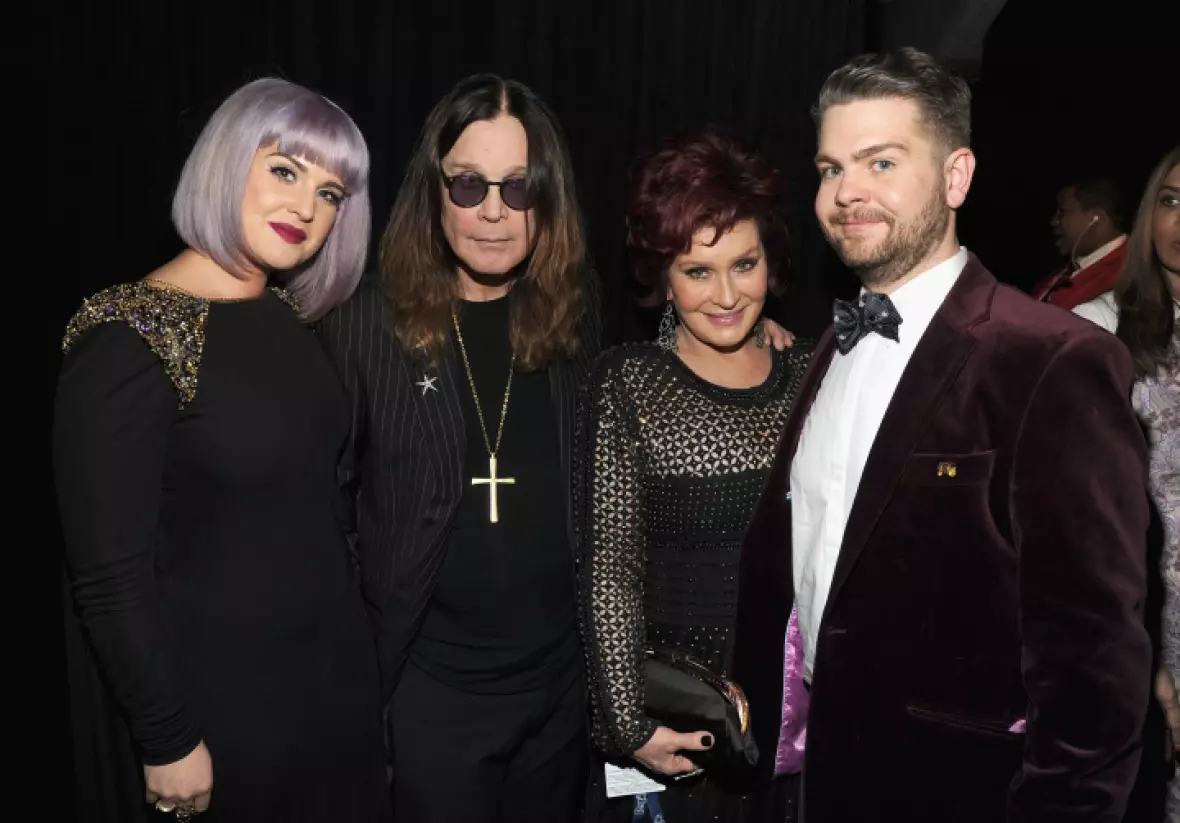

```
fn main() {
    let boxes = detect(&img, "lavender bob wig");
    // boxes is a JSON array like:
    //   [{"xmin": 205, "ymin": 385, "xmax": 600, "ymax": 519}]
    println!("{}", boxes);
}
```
[{"xmin": 171, "ymin": 77, "xmax": 370, "ymax": 321}]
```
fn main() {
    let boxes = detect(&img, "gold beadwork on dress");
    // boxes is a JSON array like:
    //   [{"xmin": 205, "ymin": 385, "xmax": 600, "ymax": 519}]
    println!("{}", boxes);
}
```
[
  {"xmin": 62, "ymin": 283, "xmax": 210, "ymax": 408},
  {"xmin": 61, "ymin": 281, "xmax": 300, "ymax": 410},
  {"xmin": 270, "ymin": 285, "xmax": 301, "ymax": 314}
]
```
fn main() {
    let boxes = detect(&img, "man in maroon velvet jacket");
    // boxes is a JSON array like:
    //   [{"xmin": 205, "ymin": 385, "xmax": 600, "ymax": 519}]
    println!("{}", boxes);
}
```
[{"xmin": 732, "ymin": 48, "xmax": 1152, "ymax": 822}]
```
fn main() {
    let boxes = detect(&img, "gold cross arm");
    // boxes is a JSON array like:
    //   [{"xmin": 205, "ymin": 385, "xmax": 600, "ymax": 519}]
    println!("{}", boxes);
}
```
[{"xmin": 471, "ymin": 455, "xmax": 515, "ymax": 523}]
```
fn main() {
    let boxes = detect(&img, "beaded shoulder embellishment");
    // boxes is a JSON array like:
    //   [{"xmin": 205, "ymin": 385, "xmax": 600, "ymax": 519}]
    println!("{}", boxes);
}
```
[
  {"xmin": 270, "ymin": 286, "xmax": 300, "ymax": 314},
  {"xmin": 62, "ymin": 282, "xmax": 210, "ymax": 408}
]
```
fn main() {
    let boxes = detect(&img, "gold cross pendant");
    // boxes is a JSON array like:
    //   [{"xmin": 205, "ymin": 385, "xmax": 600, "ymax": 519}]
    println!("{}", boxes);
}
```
[{"xmin": 471, "ymin": 455, "xmax": 515, "ymax": 523}]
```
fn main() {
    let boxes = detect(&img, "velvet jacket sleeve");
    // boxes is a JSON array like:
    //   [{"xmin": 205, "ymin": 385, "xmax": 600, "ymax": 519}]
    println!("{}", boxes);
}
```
[{"xmin": 1007, "ymin": 329, "xmax": 1152, "ymax": 822}]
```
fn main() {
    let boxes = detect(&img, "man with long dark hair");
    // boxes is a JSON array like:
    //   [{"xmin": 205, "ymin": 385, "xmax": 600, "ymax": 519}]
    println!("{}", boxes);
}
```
[{"xmin": 318, "ymin": 74, "xmax": 600, "ymax": 822}]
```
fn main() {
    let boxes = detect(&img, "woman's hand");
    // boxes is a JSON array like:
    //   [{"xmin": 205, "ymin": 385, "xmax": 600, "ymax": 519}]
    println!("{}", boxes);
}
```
[
  {"xmin": 633, "ymin": 726, "xmax": 713, "ymax": 776},
  {"xmin": 144, "ymin": 740, "xmax": 213, "ymax": 815},
  {"xmin": 760, "ymin": 318, "xmax": 795, "ymax": 349}
]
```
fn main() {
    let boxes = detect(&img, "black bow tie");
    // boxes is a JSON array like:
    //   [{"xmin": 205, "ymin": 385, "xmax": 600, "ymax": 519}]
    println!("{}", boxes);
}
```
[{"xmin": 832, "ymin": 292, "xmax": 903, "ymax": 354}]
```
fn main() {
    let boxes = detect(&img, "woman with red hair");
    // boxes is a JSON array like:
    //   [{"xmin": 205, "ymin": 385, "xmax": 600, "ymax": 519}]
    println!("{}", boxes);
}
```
[{"xmin": 576, "ymin": 129, "xmax": 811, "ymax": 822}]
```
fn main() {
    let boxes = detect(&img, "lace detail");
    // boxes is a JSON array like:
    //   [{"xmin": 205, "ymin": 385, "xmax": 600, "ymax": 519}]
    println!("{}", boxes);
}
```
[
  {"xmin": 1134, "ymin": 337, "xmax": 1180, "ymax": 815},
  {"xmin": 575, "ymin": 341, "xmax": 811, "ymax": 756}
]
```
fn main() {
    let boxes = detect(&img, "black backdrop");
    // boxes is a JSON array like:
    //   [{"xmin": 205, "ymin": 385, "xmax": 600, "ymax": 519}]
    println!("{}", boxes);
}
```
[
  {"xmin": 55, "ymin": 0, "xmax": 869, "ymax": 343},
  {"xmin": 965, "ymin": 0, "xmax": 1178, "ymax": 290},
  {"xmin": 35, "ymin": 0, "xmax": 1176, "ymax": 809},
  {"xmin": 40, "ymin": 0, "xmax": 869, "ymax": 804}
]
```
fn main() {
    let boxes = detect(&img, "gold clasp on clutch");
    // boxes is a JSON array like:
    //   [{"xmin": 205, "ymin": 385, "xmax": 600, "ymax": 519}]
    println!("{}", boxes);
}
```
[{"xmin": 936, "ymin": 461, "xmax": 958, "ymax": 478}]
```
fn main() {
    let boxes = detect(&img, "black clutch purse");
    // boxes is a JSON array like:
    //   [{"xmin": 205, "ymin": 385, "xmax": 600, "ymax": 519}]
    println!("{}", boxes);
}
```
[{"xmin": 642, "ymin": 647, "xmax": 760, "ymax": 783}]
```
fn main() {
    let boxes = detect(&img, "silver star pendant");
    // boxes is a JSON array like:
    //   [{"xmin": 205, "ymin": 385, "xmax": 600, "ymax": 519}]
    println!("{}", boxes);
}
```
[{"xmin": 416, "ymin": 373, "xmax": 438, "ymax": 395}]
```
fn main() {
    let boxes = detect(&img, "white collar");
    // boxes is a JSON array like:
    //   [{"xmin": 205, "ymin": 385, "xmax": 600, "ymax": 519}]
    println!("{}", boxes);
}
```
[
  {"xmin": 863, "ymin": 246, "xmax": 969, "ymax": 346},
  {"xmin": 1075, "ymin": 234, "xmax": 1127, "ymax": 272}
]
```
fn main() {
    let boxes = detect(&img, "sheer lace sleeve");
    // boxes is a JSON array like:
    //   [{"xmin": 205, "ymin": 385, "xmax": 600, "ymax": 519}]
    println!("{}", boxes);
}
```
[{"xmin": 576, "ymin": 353, "xmax": 658, "ymax": 756}]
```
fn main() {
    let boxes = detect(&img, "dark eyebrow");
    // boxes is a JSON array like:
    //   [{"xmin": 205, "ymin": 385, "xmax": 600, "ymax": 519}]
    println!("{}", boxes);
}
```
[
  {"xmin": 268, "ymin": 151, "xmax": 347, "ymax": 194},
  {"xmin": 268, "ymin": 151, "xmax": 307, "ymax": 172},
  {"xmin": 815, "ymin": 142, "xmax": 909, "ymax": 165},
  {"xmin": 444, "ymin": 161, "xmax": 528, "ymax": 177},
  {"xmin": 852, "ymin": 142, "xmax": 908, "ymax": 160},
  {"xmin": 1161, "ymin": 184, "xmax": 1180, "ymax": 194},
  {"xmin": 678, "ymin": 246, "xmax": 762, "ymax": 268}
]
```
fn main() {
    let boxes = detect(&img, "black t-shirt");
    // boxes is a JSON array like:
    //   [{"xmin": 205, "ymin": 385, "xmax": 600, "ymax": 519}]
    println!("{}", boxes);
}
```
[{"xmin": 412, "ymin": 294, "xmax": 580, "ymax": 693}]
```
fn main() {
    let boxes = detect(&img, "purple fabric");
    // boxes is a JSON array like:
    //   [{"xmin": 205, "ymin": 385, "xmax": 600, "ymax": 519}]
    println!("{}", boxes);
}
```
[
  {"xmin": 774, "ymin": 606, "xmax": 809, "ymax": 775},
  {"xmin": 732, "ymin": 258, "xmax": 1151, "ymax": 820}
]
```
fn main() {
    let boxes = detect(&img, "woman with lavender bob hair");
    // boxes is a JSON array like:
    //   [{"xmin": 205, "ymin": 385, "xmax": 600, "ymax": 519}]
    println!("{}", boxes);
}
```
[
  {"xmin": 171, "ymin": 76, "xmax": 371, "ymax": 318},
  {"xmin": 53, "ymin": 78, "xmax": 389, "ymax": 822}
]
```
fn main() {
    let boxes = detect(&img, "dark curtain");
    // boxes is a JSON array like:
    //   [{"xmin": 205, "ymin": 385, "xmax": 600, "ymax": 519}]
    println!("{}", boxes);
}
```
[
  {"xmin": 37, "ymin": 1, "xmax": 1178, "ymax": 816},
  {"xmin": 42, "ymin": 2, "xmax": 868, "ymax": 817},
  {"xmin": 57, "ymin": 0, "xmax": 867, "ymax": 342},
  {"xmin": 965, "ymin": 0, "xmax": 1179, "ymax": 291}
]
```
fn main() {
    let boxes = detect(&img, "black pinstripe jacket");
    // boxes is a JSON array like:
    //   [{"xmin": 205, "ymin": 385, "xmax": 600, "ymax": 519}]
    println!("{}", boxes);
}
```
[{"xmin": 316, "ymin": 272, "xmax": 604, "ymax": 701}]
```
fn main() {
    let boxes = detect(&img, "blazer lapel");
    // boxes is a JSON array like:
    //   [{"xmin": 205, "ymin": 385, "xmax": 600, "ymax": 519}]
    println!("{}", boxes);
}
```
[
  {"xmin": 769, "ymin": 329, "xmax": 838, "ymax": 515},
  {"xmin": 1067, "ymin": 243, "xmax": 1125, "ymax": 303},
  {"xmin": 742, "ymin": 326, "xmax": 838, "ymax": 605},
  {"xmin": 413, "ymin": 340, "xmax": 466, "ymax": 496},
  {"xmin": 734, "ymin": 326, "xmax": 837, "ymax": 770},
  {"xmin": 823, "ymin": 259, "xmax": 994, "ymax": 614}
]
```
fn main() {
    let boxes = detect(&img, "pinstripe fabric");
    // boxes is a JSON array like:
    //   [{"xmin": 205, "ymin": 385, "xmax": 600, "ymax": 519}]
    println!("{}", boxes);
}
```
[{"xmin": 316, "ymin": 271, "xmax": 603, "ymax": 701}]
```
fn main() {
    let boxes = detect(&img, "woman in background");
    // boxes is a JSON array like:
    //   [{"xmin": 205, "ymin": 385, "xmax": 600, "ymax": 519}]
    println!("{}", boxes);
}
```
[{"xmin": 1074, "ymin": 144, "xmax": 1180, "ymax": 817}]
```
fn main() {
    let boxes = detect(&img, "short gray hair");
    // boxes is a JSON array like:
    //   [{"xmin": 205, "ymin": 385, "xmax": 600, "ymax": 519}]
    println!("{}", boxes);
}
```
[
  {"xmin": 814, "ymin": 47, "xmax": 971, "ymax": 154},
  {"xmin": 172, "ymin": 77, "xmax": 370, "ymax": 320}
]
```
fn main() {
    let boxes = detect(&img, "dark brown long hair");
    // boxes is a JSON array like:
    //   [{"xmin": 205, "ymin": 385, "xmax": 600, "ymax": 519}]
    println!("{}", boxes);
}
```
[
  {"xmin": 1115, "ymin": 144, "xmax": 1180, "ymax": 379},
  {"xmin": 379, "ymin": 74, "xmax": 586, "ymax": 371}
]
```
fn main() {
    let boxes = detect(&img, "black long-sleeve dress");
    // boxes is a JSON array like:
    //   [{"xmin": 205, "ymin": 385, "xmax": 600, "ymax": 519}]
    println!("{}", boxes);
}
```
[
  {"xmin": 53, "ymin": 281, "xmax": 389, "ymax": 823},
  {"xmin": 576, "ymin": 341, "xmax": 811, "ymax": 822}
]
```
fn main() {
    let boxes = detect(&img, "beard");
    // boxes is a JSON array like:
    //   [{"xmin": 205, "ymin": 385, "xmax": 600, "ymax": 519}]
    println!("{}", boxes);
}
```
[{"xmin": 822, "ymin": 182, "xmax": 951, "ymax": 290}]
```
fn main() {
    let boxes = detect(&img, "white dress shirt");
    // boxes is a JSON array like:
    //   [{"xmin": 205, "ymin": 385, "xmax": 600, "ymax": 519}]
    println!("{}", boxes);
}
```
[
  {"xmin": 791, "ymin": 246, "xmax": 970, "ymax": 680},
  {"xmin": 1074, "ymin": 290, "xmax": 1180, "ymax": 334},
  {"xmin": 1071, "ymin": 234, "xmax": 1126, "ymax": 275},
  {"xmin": 1072, "ymin": 290, "xmax": 1119, "ymax": 332}
]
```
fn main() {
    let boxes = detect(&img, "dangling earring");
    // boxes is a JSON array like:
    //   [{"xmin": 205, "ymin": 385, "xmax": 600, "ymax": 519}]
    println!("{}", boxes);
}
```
[
  {"xmin": 754, "ymin": 319, "xmax": 767, "ymax": 349},
  {"xmin": 657, "ymin": 302, "xmax": 678, "ymax": 352}
]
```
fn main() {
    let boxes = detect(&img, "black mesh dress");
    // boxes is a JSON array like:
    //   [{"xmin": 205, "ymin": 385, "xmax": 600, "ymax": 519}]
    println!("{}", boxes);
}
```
[{"xmin": 576, "ymin": 341, "xmax": 811, "ymax": 823}]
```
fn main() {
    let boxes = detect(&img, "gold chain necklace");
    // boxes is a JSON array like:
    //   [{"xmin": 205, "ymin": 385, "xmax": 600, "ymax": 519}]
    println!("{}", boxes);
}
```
[{"xmin": 452, "ymin": 307, "xmax": 516, "ymax": 523}]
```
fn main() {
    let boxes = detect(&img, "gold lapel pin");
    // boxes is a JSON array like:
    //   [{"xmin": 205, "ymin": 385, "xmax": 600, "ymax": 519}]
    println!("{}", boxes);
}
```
[{"xmin": 936, "ymin": 461, "xmax": 958, "ymax": 478}]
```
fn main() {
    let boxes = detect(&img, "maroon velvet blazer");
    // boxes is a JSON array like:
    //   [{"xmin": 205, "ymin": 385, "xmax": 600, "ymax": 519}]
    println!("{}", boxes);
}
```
[{"xmin": 732, "ymin": 254, "xmax": 1152, "ymax": 822}]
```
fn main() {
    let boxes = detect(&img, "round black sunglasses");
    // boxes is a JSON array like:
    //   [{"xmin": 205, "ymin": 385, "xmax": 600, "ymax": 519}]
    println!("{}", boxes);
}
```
[{"xmin": 440, "ymin": 169, "xmax": 531, "ymax": 211}]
